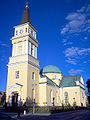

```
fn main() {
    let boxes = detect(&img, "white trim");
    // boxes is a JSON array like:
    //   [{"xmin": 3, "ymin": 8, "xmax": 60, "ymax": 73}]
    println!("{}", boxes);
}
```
[
  {"xmin": 22, "ymin": 41, "xmax": 24, "ymax": 54},
  {"xmin": 18, "ymin": 91, "xmax": 21, "ymax": 107},
  {"xmin": 16, "ymin": 43, "xmax": 18, "ymax": 56},
  {"xmin": 60, "ymin": 86, "xmax": 80, "ymax": 89},
  {"xmin": 35, "ymin": 47, "xmax": 37, "ymax": 59},
  {"xmin": 26, "ymin": 40, "xmax": 28, "ymax": 54},
  {"xmin": 29, "ymin": 42, "xmax": 31, "ymax": 55},
  {"xmin": 8, "ymin": 83, "xmax": 22, "ymax": 89},
  {"xmin": 14, "ymin": 22, "xmax": 29, "ymax": 28},
  {"xmin": 12, "ymin": 44, "xmax": 15, "ymax": 57},
  {"xmin": 33, "ymin": 45, "xmax": 35, "ymax": 57},
  {"xmin": 8, "ymin": 61, "xmax": 40, "ymax": 69}
]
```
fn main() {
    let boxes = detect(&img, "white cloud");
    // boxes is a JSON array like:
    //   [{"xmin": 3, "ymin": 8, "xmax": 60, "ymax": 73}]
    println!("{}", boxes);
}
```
[
  {"xmin": 69, "ymin": 69, "xmax": 83, "ymax": 75},
  {"xmin": 61, "ymin": 4, "xmax": 90, "ymax": 35},
  {"xmin": 64, "ymin": 47, "xmax": 90, "ymax": 64},
  {"xmin": 64, "ymin": 47, "xmax": 90, "ymax": 58},
  {"xmin": 84, "ymin": 36, "xmax": 88, "ymax": 40},
  {"xmin": 64, "ymin": 42, "xmax": 73, "ymax": 46},
  {"xmin": 0, "ymin": 41, "xmax": 8, "ymax": 47},
  {"xmin": 66, "ymin": 58, "xmax": 77, "ymax": 65},
  {"xmin": 62, "ymin": 39, "xmax": 73, "ymax": 46}
]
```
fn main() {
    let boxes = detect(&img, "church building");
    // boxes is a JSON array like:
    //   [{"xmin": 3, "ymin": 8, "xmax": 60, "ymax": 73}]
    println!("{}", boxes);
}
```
[{"xmin": 6, "ymin": 4, "xmax": 86, "ymax": 107}]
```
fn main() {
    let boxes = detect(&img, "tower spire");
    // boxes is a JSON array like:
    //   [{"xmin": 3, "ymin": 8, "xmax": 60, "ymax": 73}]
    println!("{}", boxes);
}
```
[{"xmin": 20, "ymin": 2, "xmax": 31, "ymax": 24}]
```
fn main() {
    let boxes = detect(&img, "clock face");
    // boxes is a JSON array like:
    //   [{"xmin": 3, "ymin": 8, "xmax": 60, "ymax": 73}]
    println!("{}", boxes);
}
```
[{"xmin": 19, "ymin": 29, "xmax": 23, "ymax": 34}]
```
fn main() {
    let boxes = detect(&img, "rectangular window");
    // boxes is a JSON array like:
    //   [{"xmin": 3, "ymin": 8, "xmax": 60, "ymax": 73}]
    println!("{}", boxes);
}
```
[
  {"xmin": 16, "ymin": 71, "xmax": 19, "ymax": 79},
  {"xmin": 31, "ymin": 30, "xmax": 33, "ymax": 36},
  {"xmin": 16, "ymin": 30, "xmax": 18, "ymax": 35},
  {"xmin": 25, "ymin": 28, "xmax": 27, "ymax": 32},
  {"xmin": 32, "ymin": 72, "xmax": 35, "ymax": 81},
  {"xmin": 31, "ymin": 44, "xmax": 33, "ymax": 56}
]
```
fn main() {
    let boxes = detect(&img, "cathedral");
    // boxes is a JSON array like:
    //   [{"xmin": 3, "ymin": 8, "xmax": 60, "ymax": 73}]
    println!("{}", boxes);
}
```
[{"xmin": 6, "ymin": 4, "xmax": 86, "ymax": 107}]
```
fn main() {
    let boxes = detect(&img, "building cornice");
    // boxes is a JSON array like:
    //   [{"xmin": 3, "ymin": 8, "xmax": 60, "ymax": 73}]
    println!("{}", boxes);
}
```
[
  {"xmin": 7, "ymin": 60, "xmax": 40, "ymax": 69},
  {"xmin": 13, "ymin": 22, "xmax": 38, "ymax": 32},
  {"xmin": 11, "ymin": 33, "xmax": 39, "ymax": 44}
]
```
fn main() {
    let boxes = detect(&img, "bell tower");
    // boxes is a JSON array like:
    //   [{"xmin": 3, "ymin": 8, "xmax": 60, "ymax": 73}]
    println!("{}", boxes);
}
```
[{"xmin": 6, "ymin": 3, "xmax": 39, "ymax": 106}]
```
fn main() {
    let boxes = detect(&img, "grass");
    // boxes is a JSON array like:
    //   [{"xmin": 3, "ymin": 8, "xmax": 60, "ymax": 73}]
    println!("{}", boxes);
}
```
[{"xmin": 0, "ymin": 105, "xmax": 3, "ymax": 107}]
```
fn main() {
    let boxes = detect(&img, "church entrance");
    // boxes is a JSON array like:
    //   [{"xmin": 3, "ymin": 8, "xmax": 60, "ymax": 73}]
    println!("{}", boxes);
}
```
[{"xmin": 12, "ymin": 92, "xmax": 18, "ymax": 107}]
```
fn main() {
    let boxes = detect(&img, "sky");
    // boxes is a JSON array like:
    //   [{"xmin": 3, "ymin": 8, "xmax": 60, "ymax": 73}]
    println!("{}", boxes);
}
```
[{"xmin": 0, "ymin": 0, "xmax": 90, "ymax": 92}]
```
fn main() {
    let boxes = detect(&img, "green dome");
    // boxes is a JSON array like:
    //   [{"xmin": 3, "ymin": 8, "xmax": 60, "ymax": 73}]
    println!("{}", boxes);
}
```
[{"xmin": 40, "ymin": 65, "xmax": 61, "ymax": 74}]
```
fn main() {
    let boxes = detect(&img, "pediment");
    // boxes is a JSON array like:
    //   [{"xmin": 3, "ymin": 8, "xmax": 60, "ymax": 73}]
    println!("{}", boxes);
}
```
[{"xmin": 8, "ymin": 83, "xmax": 23, "ymax": 89}]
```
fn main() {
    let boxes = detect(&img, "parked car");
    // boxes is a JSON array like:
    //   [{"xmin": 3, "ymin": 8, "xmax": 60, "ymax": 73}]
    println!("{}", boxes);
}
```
[{"xmin": 0, "ymin": 112, "xmax": 19, "ymax": 120}]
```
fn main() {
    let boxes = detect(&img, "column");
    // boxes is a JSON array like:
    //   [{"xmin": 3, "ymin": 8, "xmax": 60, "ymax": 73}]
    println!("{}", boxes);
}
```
[
  {"xmin": 16, "ymin": 43, "xmax": 18, "ymax": 56},
  {"xmin": 9, "ymin": 92, "xmax": 12, "ymax": 106},
  {"xmin": 12, "ymin": 44, "xmax": 15, "ymax": 57},
  {"xmin": 22, "ymin": 41, "xmax": 24, "ymax": 54},
  {"xmin": 18, "ymin": 91, "xmax": 21, "ymax": 107},
  {"xmin": 29, "ymin": 42, "xmax": 31, "ymax": 55},
  {"xmin": 35, "ymin": 47, "xmax": 37, "ymax": 59},
  {"xmin": 26, "ymin": 40, "xmax": 29, "ymax": 54},
  {"xmin": 35, "ymin": 33, "xmax": 36, "ymax": 39},
  {"xmin": 33, "ymin": 45, "xmax": 35, "ymax": 57}
]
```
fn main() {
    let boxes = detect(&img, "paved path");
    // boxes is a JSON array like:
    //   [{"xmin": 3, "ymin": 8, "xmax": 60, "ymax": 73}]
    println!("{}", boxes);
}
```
[{"xmin": 20, "ymin": 110, "xmax": 90, "ymax": 120}]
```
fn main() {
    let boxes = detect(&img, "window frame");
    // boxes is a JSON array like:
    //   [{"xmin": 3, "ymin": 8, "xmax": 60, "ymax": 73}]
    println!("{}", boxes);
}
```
[
  {"xmin": 32, "ymin": 72, "xmax": 35, "ymax": 81},
  {"xmin": 15, "ymin": 71, "xmax": 19, "ymax": 79}
]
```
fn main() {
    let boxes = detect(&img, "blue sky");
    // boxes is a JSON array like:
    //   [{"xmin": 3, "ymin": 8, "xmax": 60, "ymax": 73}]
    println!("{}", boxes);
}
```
[{"xmin": 0, "ymin": 0, "xmax": 90, "ymax": 92}]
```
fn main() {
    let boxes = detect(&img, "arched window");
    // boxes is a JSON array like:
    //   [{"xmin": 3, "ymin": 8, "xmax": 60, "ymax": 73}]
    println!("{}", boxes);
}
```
[{"xmin": 64, "ymin": 92, "xmax": 68, "ymax": 104}]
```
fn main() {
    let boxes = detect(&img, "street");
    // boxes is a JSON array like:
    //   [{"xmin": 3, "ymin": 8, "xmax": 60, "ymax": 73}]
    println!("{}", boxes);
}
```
[{"xmin": 20, "ymin": 110, "xmax": 90, "ymax": 120}]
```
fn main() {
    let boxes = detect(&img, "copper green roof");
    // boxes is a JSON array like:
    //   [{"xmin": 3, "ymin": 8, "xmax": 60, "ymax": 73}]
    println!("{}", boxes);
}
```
[
  {"xmin": 40, "ymin": 65, "xmax": 61, "ymax": 74},
  {"xmin": 60, "ymin": 75, "xmax": 81, "ymax": 87}
]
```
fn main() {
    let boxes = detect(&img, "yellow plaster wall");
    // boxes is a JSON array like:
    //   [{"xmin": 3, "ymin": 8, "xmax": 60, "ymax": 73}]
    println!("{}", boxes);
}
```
[
  {"xmin": 39, "ymin": 84, "xmax": 47, "ymax": 106},
  {"xmin": 43, "ymin": 73, "xmax": 63, "ymax": 80},
  {"xmin": 6, "ymin": 63, "xmax": 28, "ymax": 103},
  {"xmin": 27, "ymin": 64, "xmax": 39, "ymax": 105},
  {"xmin": 46, "ymin": 85, "xmax": 61, "ymax": 106},
  {"xmin": 60, "ymin": 87, "xmax": 86, "ymax": 106}
]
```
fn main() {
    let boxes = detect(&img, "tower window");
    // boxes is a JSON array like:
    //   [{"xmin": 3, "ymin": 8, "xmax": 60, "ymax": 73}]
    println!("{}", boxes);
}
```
[
  {"xmin": 31, "ymin": 30, "xmax": 33, "ymax": 36},
  {"xmin": 16, "ymin": 31, "xmax": 18, "ymax": 35},
  {"xmin": 32, "ymin": 72, "xmax": 35, "ymax": 81},
  {"xmin": 16, "ymin": 71, "xmax": 19, "ymax": 79},
  {"xmin": 31, "ymin": 44, "xmax": 33, "ymax": 56},
  {"xmin": 25, "ymin": 28, "xmax": 27, "ymax": 32}
]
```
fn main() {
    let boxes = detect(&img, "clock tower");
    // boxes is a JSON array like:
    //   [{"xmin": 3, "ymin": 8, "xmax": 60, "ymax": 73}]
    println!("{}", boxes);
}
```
[{"xmin": 6, "ymin": 4, "xmax": 39, "ymax": 106}]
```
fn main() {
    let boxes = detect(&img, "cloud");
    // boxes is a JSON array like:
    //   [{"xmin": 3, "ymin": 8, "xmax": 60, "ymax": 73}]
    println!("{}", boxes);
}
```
[
  {"xmin": 61, "ymin": 4, "xmax": 90, "ymax": 35},
  {"xmin": 84, "ymin": 36, "xmax": 88, "ymax": 40},
  {"xmin": 0, "ymin": 56, "xmax": 8, "ymax": 62},
  {"xmin": 64, "ymin": 47, "xmax": 90, "ymax": 58},
  {"xmin": 0, "ymin": 41, "xmax": 9, "ymax": 47},
  {"xmin": 66, "ymin": 58, "xmax": 77, "ymax": 65},
  {"xmin": 64, "ymin": 47, "xmax": 90, "ymax": 64},
  {"xmin": 69, "ymin": 69, "xmax": 83, "ymax": 75},
  {"xmin": 62, "ymin": 39, "xmax": 73, "ymax": 46}
]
